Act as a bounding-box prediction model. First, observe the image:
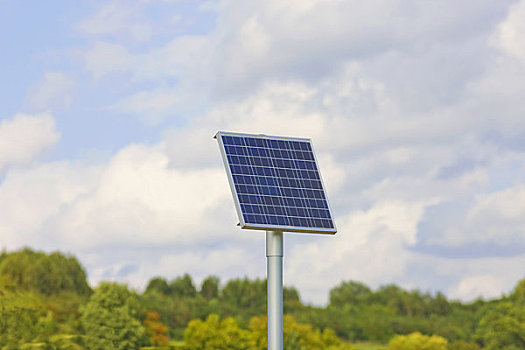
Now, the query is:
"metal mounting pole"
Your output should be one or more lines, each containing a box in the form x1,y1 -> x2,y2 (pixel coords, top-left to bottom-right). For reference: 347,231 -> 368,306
266,230 -> 283,350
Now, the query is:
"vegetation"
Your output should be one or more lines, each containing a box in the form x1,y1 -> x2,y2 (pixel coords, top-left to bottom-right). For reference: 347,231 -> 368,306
0,247 -> 523,349
183,314 -> 353,350
80,282 -> 146,349
387,332 -> 448,350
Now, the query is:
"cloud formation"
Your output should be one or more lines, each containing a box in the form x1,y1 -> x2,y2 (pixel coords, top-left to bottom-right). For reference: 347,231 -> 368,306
0,113 -> 59,174
1,0 -> 524,305
28,72 -> 75,111
77,1 -> 152,42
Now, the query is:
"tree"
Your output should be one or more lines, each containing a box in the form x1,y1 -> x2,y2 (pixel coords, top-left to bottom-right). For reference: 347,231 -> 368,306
283,286 -> 303,314
473,278 -> 525,350
0,248 -> 91,296
510,278 -> 525,303
388,332 -> 448,350
248,315 -> 354,350
80,282 -> 145,350
183,314 -> 250,350
220,278 -> 266,322
145,277 -> 170,295
0,286 -> 42,347
429,292 -> 451,316
448,340 -> 481,350
169,274 -> 197,298
144,311 -> 169,346
200,276 -> 220,299
329,281 -> 372,307
475,301 -> 525,349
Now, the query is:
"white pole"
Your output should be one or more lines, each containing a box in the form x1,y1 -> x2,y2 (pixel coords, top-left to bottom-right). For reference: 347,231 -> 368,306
266,230 -> 283,350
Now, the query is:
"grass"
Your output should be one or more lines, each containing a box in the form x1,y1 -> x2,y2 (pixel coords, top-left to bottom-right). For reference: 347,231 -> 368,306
352,342 -> 388,350
140,340 -> 185,350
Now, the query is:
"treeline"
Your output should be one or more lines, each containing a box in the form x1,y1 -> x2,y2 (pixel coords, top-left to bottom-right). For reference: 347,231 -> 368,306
0,248 -> 524,349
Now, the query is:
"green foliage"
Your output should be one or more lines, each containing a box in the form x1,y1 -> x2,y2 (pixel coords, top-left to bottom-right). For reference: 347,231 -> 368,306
248,314 -> 354,350
510,278 -> 525,303
319,280 -> 478,343
141,274 -> 223,338
220,278 -> 266,322
169,274 -> 197,298
0,286 -> 43,348
145,274 -> 198,299
283,286 -> 302,314
140,290 -> 204,339
448,340 -> 481,350
144,311 -> 169,346
372,285 -> 431,317
2,247 -> 525,350
183,314 -> 250,350
387,332 -> 447,350
141,275 -> 306,339
145,277 -> 170,295
0,248 -> 91,296
0,286 -> 82,349
330,281 -> 372,307
183,313 -> 353,350
474,300 -> 525,349
352,342 -> 387,350
80,282 -> 145,349
200,276 -> 219,299
46,334 -> 85,349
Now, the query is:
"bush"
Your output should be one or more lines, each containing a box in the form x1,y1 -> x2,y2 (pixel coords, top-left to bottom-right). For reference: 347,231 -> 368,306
387,332 -> 447,350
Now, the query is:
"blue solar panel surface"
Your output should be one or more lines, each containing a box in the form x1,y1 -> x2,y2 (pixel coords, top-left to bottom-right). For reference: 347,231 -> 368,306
217,131 -> 336,234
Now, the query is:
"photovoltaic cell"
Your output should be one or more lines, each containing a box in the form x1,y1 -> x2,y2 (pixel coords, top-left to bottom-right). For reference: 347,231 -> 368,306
216,131 -> 336,234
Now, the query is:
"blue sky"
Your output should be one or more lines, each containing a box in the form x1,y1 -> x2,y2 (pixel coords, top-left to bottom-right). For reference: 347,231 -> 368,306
1,0 -> 525,305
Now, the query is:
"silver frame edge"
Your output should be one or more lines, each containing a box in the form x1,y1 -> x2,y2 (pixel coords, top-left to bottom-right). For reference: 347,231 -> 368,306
215,130 -> 337,235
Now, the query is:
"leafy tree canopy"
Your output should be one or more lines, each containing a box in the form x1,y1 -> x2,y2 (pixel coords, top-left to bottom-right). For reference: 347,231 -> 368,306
169,274 -> 197,298
183,314 -> 250,350
200,276 -> 220,299
0,248 -> 91,296
475,301 -> 525,350
144,311 -> 169,346
510,278 -> 525,303
145,277 -> 170,295
387,332 -> 448,350
80,282 -> 145,350
221,278 -> 266,321
2,247 -> 524,349
329,281 -> 372,307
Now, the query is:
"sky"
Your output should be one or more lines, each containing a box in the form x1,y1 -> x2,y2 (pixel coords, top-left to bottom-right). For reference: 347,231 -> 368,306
1,0 -> 525,305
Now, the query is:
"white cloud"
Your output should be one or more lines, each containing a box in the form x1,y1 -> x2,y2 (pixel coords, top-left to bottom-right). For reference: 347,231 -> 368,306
0,134 -> 272,294
78,0 -> 511,125
83,36 -> 209,81
0,161 -> 100,248
0,113 -> 59,174
50,143 -> 235,250
445,255 -> 525,300
77,1 -> 152,41
79,0 -> 510,110
94,244 -> 267,291
440,185 -> 525,246
284,201 -> 427,303
28,71 -> 75,111
493,0 -> 525,61
84,41 -> 133,79
3,0 -> 525,305
109,89 -> 182,124
451,274 -> 508,301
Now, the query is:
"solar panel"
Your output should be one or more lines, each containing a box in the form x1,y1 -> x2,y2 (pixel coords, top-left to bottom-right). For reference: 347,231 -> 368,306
215,131 -> 337,234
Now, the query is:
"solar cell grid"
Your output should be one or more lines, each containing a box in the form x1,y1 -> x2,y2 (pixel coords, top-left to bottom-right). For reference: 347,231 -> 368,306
217,132 -> 336,234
